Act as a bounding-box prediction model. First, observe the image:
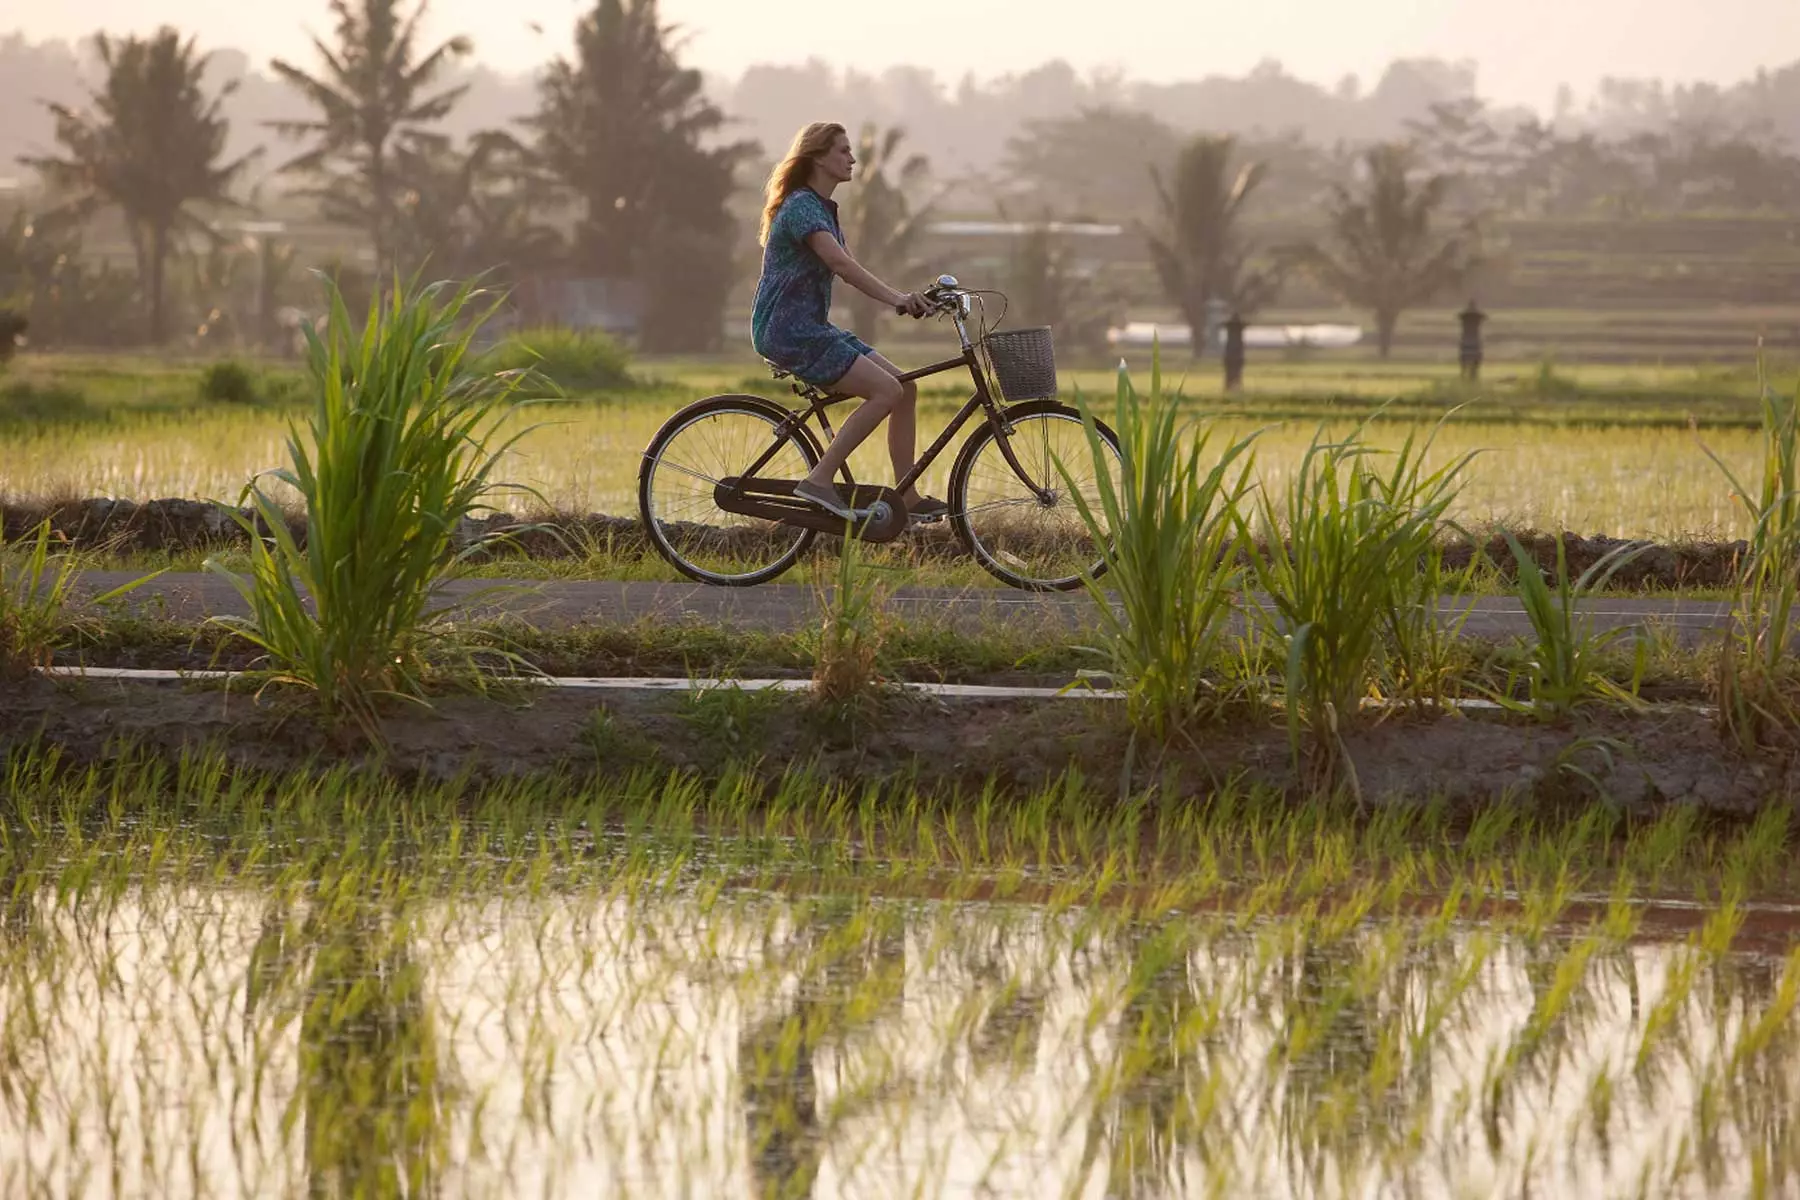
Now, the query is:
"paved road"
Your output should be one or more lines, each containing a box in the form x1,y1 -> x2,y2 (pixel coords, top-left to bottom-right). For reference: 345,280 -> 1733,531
74,571 -> 1734,645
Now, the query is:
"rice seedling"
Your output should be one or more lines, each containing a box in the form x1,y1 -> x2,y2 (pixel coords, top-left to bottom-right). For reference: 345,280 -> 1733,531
1057,350 -> 1260,739
204,276 -> 545,738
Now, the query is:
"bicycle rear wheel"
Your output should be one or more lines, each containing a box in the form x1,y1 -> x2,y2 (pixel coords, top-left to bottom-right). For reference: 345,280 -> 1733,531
948,401 -> 1122,591
638,394 -> 821,586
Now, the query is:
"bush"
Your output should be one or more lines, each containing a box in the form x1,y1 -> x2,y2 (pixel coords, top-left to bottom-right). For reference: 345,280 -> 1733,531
199,358 -> 258,404
0,309 -> 25,366
482,326 -> 633,394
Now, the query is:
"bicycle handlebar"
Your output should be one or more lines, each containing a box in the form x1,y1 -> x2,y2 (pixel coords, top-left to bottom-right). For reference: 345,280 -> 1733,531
893,283 -> 966,318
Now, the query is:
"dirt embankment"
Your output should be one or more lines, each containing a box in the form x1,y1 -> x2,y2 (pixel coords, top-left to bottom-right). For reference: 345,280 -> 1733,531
2,496 -> 1753,591
2,675 -> 1786,815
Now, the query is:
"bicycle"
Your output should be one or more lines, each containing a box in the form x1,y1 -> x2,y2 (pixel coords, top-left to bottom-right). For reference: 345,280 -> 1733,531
637,275 -> 1123,592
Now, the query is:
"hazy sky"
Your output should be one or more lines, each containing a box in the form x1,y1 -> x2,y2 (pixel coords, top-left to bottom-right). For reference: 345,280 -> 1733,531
14,0 -> 1800,111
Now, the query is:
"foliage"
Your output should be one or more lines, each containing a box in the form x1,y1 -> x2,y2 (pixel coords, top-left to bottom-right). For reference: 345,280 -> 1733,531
528,0 -> 751,353
840,124 -> 939,342
1058,351 -> 1258,739
0,212 -> 141,348
1142,134 -> 1285,358
386,132 -> 565,281
199,358 -> 258,404
1494,532 -> 1650,719
811,529 -> 889,707
480,325 -> 633,393
0,309 -> 23,365
177,232 -> 309,353
0,519 -> 153,679
1002,106 -> 1182,222
1381,537 -> 1481,712
268,0 -> 472,265
1243,414 -> 1477,794
1002,218 -> 1120,353
205,275 -> 542,738
1702,370 -> 1800,751
1286,143 -> 1478,358
21,28 -> 255,344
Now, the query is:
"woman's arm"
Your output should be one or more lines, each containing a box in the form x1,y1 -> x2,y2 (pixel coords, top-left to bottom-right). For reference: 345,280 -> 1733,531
806,231 -> 927,316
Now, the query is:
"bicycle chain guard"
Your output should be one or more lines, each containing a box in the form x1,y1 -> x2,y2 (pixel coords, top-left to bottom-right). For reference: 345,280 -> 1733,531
715,477 -> 909,544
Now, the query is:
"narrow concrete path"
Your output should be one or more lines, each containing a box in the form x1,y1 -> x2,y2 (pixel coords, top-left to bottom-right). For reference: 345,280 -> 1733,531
73,571 -> 1734,645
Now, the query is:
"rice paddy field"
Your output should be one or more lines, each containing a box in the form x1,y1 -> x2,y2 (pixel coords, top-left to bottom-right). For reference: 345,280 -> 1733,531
4,746 -> 1800,1199
3,352 -> 1798,547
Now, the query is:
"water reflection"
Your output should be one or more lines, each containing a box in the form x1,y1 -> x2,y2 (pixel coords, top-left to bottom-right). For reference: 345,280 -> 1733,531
245,893 -> 448,1197
0,876 -> 1797,1198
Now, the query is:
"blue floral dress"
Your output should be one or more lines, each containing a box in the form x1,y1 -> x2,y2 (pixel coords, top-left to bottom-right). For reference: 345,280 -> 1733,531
751,188 -> 872,387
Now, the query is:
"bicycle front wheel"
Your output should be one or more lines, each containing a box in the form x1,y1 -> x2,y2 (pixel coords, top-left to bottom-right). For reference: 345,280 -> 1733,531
948,401 -> 1123,591
638,394 -> 821,586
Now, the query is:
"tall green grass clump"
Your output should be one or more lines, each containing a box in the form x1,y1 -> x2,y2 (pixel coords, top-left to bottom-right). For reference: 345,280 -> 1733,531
811,526 -> 888,706
481,325 -> 633,393
0,519 -> 150,679
1059,352 -> 1258,738
1496,533 -> 1648,719
1245,414 -> 1477,790
1703,369 -> 1800,750
207,276 -> 540,736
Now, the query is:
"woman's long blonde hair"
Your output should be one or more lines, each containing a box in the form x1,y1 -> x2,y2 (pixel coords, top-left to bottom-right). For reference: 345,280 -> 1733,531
759,121 -> 846,246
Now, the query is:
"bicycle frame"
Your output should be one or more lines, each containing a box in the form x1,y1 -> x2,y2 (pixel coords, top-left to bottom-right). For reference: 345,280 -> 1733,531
733,305 -> 1056,502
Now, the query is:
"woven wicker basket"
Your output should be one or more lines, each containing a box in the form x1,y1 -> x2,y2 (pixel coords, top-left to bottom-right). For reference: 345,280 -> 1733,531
983,326 -> 1058,401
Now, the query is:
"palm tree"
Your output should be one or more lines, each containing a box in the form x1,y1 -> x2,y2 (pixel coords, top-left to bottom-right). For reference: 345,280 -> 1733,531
269,0 -> 472,266
528,0 -> 751,351
1143,135 -> 1284,359
1287,143 -> 1477,358
840,124 -> 938,343
388,131 -> 565,280
22,28 -> 254,343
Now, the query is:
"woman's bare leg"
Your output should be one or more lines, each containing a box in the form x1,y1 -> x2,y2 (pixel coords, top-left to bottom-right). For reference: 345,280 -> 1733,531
801,355 -> 903,489
864,350 -> 923,503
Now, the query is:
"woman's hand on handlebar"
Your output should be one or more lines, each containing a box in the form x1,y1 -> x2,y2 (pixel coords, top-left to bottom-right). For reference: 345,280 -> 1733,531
893,290 -> 930,318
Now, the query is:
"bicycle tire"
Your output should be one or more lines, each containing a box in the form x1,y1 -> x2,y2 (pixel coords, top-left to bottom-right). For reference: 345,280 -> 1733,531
638,393 -> 824,587
947,400 -> 1122,591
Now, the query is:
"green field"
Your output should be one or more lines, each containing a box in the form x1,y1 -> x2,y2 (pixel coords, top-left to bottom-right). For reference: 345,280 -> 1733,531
2,351 -> 1791,546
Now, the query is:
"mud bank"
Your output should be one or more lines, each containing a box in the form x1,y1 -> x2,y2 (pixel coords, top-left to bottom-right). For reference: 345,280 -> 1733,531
2,496 -> 1752,590
3,674 -> 1785,813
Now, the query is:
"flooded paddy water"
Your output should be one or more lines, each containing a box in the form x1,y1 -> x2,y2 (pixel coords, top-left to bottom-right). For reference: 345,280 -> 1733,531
2,749 -> 1798,1198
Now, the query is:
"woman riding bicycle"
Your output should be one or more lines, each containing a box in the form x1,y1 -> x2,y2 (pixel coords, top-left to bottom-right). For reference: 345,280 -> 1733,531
752,121 -> 947,521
